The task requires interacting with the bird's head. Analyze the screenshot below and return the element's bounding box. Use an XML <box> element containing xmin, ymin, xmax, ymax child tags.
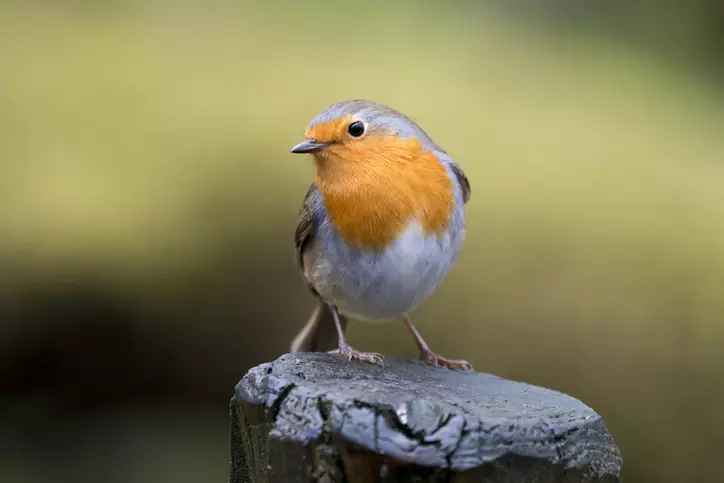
<box><xmin>290</xmin><ymin>100</ymin><xmax>442</xmax><ymax>176</ymax></box>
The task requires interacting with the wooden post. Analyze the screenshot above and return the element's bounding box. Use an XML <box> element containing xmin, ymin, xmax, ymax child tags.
<box><xmin>229</xmin><ymin>353</ymin><xmax>622</xmax><ymax>482</ymax></box>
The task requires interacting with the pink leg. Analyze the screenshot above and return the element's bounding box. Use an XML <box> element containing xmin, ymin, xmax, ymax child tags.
<box><xmin>402</xmin><ymin>314</ymin><xmax>473</xmax><ymax>371</ymax></box>
<box><xmin>327</xmin><ymin>306</ymin><xmax>384</xmax><ymax>366</ymax></box>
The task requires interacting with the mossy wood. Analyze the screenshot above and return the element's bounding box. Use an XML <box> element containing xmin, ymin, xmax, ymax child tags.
<box><xmin>229</xmin><ymin>353</ymin><xmax>622</xmax><ymax>482</ymax></box>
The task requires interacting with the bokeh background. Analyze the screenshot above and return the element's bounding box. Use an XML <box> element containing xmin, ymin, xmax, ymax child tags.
<box><xmin>1</xmin><ymin>1</ymin><xmax>723</xmax><ymax>482</ymax></box>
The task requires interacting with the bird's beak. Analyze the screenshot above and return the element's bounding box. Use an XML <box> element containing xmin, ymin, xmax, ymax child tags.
<box><xmin>290</xmin><ymin>139</ymin><xmax>330</xmax><ymax>154</ymax></box>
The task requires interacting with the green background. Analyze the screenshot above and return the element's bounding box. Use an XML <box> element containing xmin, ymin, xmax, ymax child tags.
<box><xmin>1</xmin><ymin>1</ymin><xmax>723</xmax><ymax>482</ymax></box>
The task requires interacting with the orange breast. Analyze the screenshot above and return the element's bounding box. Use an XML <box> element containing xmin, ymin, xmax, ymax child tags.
<box><xmin>313</xmin><ymin>133</ymin><xmax>454</xmax><ymax>250</ymax></box>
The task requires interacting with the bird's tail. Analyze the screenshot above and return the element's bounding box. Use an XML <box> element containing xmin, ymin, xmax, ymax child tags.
<box><xmin>289</xmin><ymin>301</ymin><xmax>347</xmax><ymax>353</ymax></box>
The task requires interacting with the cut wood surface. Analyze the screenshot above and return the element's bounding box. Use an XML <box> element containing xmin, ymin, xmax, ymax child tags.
<box><xmin>230</xmin><ymin>353</ymin><xmax>622</xmax><ymax>482</ymax></box>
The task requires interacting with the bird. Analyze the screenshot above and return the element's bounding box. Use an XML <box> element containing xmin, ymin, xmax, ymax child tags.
<box><xmin>288</xmin><ymin>99</ymin><xmax>472</xmax><ymax>370</ymax></box>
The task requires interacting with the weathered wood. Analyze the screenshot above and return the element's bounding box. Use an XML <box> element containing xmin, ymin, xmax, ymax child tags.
<box><xmin>230</xmin><ymin>353</ymin><xmax>622</xmax><ymax>482</ymax></box>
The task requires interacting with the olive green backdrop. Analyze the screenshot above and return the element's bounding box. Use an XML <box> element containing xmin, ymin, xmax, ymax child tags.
<box><xmin>1</xmin><ymin>1</ymin><xmax>723</xmax><ymax>482</ymax></box>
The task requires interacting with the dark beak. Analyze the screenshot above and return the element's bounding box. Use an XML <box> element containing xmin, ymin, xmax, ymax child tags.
<box><xmin>290</xmin><ymin>139</ymin><xmax>330</xmax><ymax>154</ymax></box>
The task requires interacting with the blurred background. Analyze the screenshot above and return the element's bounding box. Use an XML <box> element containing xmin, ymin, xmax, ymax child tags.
<box><xmin>1</xmin><ymin>0</ymin><xmax>723</xmax><ymax>482</ymax></box>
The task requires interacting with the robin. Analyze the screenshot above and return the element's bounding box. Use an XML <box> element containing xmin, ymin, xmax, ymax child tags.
<box><xmin>288</xmin><ymin>99</ymin><xmax>472</xmax><ymax>370</ymax></box>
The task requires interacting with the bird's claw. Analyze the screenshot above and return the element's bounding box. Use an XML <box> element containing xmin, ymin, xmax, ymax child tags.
<box><xmin>329</xmin><ymin>347</ymin><xmax>385</xmax><ymax>366</ymax></box>
<box><xmin>420</xmin><ymin>350</ymin><xmax>474</xmax><ymax>371</ymax></box>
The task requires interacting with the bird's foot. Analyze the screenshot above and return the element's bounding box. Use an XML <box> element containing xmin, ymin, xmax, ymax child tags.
<box><xmin>329</xmin><ymin>344</ymin><xmax>384</xmax><ymax>366</ymax></box>
<box><xmin>419</xmin><ymin>349</ymin><xmax>474</xmax><ymax>371</ymax></box>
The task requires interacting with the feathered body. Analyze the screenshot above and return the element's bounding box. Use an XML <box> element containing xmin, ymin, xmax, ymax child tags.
<box><xmin>303</xmin><ymin>162</ymin><xmax>466</xmax><ymax>322</ymax></box>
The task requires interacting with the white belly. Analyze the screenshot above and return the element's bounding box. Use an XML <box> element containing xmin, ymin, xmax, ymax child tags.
<box><xmin>307</xmin><ymin>221</ymin><xmax>463</xmax><ymax>322</ymax></box>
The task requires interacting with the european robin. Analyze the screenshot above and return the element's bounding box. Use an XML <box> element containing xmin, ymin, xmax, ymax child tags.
<box><xmin>289</xmin><ymin>99</ymin><xmax>472</xmax><ymax>370</ymax></box>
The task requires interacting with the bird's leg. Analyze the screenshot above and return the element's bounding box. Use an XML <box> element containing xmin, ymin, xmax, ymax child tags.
<box><xmin>327</xmin><ymin>305</ymin><xmax>384</xmax><ymax>366</ymax></box>
<box><xmin>402</xmin><ymin>314</ymin><xmax>473</xmax><ymax>371</ymax></box>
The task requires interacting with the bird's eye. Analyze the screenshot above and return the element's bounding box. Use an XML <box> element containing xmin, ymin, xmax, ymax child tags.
<box><xmin>347</xmin><ymin>120</ymin><xmax>365</xmax><ymax>137</ymax></box>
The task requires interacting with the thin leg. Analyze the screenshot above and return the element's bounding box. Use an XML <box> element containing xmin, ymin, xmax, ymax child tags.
<box><xmin>402</xmin><ymin>314</ymin><xmax>473</xmax><ymax>371</ymax></box>
<box><xmin>327</xmin><ymin>305</ymin><xmax>384</xmax><ymax>366</ymax></box>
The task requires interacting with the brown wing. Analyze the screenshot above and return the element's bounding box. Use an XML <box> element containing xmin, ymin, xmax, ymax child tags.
<box><xmin>449</xmin><ymin>162</ymin><xmax>471</xmax><ymax>204</ymax></box>
<box><xmin>294</xmin><ymin>183</ymin><xmax>320</xmax><ymax>294</ymax></box>
<box><xmin>291</xmin><ymin>184</ymin><xmax>348</xmax><ymax>352</ymax></box>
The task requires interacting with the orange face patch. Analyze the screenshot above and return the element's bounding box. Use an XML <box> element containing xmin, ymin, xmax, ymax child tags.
<box><xmin>311</xmin><ymin>129</ymin><xmax>455</xmax><ymax>250</ymax></box>
<box><xmin>305</xmin><ymin>116</ymin><xmax>356</xmax><ymax>144</ymax></box>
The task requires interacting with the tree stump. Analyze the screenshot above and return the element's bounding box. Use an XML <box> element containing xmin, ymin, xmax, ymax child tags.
<box><xmin>229</xmin><ymin>353</ymin><xmax>622</xmax><ymax>482</ymax></box>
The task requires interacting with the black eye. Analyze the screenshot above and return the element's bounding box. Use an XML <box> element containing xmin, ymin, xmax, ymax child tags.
<box><xmin>348</xmin><ymin>121</ymin><xmax>365</xmax><ymax>137</ymax></box>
